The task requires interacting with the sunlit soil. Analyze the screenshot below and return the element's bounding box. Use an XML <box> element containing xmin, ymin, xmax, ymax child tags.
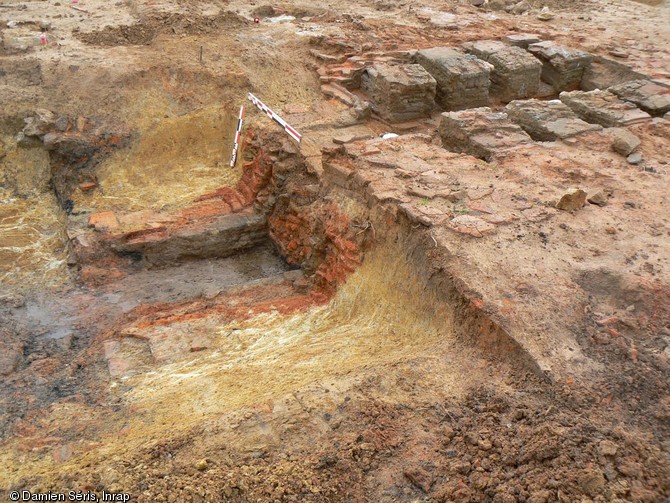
<box><xmin>0</xmin><ymin>189</ymin><xmax>69</xmax><ymax>289</ymax></box>
<box><xmin>0</xmin><ymin>240</ymin><xmax>492</xmax><ymax>486</ymax></box>
<box><xmin>72</xmin><ymin>106</ymin><xmax>240</xmax><ymax>214</ymax></box>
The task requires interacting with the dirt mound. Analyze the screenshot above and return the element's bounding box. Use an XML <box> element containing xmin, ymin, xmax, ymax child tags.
<box><xmin>19</xmin><ymin>382</ymin><xmax>669</xmax><ymax>502</ymax></box>
<box><xmin>76</xmin><ymin>11</ymin><xmax>247</xmax><ymax>46</ymax></box>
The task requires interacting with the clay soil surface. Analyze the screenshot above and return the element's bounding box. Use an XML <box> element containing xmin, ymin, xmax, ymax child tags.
<box><xmin>1</xmin><ymin>0</ymin><xmax>669</xmax><ymax>502</ymax></box>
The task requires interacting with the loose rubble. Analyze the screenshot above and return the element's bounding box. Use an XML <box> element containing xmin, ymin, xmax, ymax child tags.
<box><xmin>560</xmin><ymin>89</ymin><xmax>652</xmax><ymax>127</ymax></box>
<box><xmin>609</xmin><ymin>79</ymin><xmax>670</xmax><ymax>117</ymax></box>
<box><xmin>506</xmin><ymin>99</ymin><xmax>601</xmax><ymax>141</ymax></box>
<box><xmin>439</xmin><ymin>107</ymin><xmax>532</xmax><ymax>160</ymax></box>
<box><xmin>611</xmin><ymin>128</ymin><xmax>642</xmax><ymax>156</ymax></box>
<box><xmin>556</xmin><ymin>187</ymin><xmax>587</xmax><ymax>211</ymax></box>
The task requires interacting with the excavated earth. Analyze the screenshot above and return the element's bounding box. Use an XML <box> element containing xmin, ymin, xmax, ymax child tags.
<box><xmin>1</xmin><ymin>0</ymin><xmax>669</xmax><ymax>502</ymax></box>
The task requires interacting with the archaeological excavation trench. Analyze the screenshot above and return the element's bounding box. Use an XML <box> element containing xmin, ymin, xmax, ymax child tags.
<box><xmin>2</xmin><ymin>0</ymin><xmax>670</xmax><ymax>500</ymax></box>
<box><xmin>0</xmin><ymin>99</ymin><xmax>549</xmax><ymax>491</ymax></box>
<box><xmin>4</xmin><ymin>102</ymin><xmax>539</xmax><ymax>375</ymax></box>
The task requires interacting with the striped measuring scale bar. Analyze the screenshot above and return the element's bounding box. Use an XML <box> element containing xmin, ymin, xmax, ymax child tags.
<box><xmin>247</xmin><ymin>93</ymin><xmax>302</xmax><ymax>143</ymax></box>
<box><xmin>229</xmin><ymin>105</ymin><xmax>245</xmax><ymax>167</ymax></box>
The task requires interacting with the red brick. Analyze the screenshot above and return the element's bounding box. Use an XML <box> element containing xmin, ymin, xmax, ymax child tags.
<box><xmin>286</xmin><ymin>214</ymin><xmax>303</xmax><ymax>225</ymax></box>
<box><xmin>79</xmin><ymin>181</ymin><xmax>97</xmax><ymax>192</ymax></box>
<box><xmin>180</xmin><ymin>201</ymin><xmax>232</xmax><ymax>220</ymax></box>
<box><xmin>341</xmin><ymin>239</ymin><xmax>358</xmax><ymax>252</ymax></box>
<box><xmin>237</xmin><ymin>183</ymin><xmax>255</xmax><ymax>204</ymax></box>
<box><xmin>195</xmin><ymin>188</ymin><xmax>228</xmax><ymax>202</ymax></box>
<box><xmin>88</xmin><ymin>211</ymin><xmax>119</xmax><ymax>232</ymax></box>
<box><xmin>123</xmin><ymin>226</ymin><xmax>168</xmax><ymax>245</ymax></box>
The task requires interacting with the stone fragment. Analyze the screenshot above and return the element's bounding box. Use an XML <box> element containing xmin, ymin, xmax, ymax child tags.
<box><xmin>537</xmin><ymin>8</ymin><xmax>555</xmax><ymax>21</ymax></box>
<box><xmin>506</xmin><ymin>99</ymin><xmax>601</xmax><ymax>141</ymax></box>
<box><xmin>399</xmin><ymin>203</ymin><xmax>433</xmax><ymax>227</ymax></box>
<box><xmin>626</xmin><ymin>152</ymin><xmax>642</xmax><ymax>165</ymax></box>
<box><xmin>407</xmin><ymin>185</ymin><xmax>436</xmax><ymax>199</ymax></box>
<box><xmin>617</xmin><ymin>459</ymin><xmax>642</xmax><ymax>477</ymax></box>
<box><xmin>471</xmin><ymin>0</ymin><xmax>485</xmax><ymax>6</ymax></box>
<box><xmin>578</xmin><ymin>469</ymin><xmax>606</xmax><ymax>498</ymax></box>
<box><xmin>404</xmin><ymin>467</ymin><xmax>435</xmax><ymax>492</ymax></box>
<box><xmin>610</xmin><ymin>128</ymin><xmax>641</xmax><ymax>156</ymax></box>
<box><xmin>57</xmin><ymin>334</ymin><xmax>73</xmax><ymax>351</ymax></box>
<box><xmin>414</xmin><ymin>47</ymin><xmax>492</xmax><ymax>110</ymax></box>
<box><xmin>14</xmin><ymin>131</ymin><xmax>40</xmax><ymax>147</ymax></box>
<box><xmin>324</xmin><ymin>159</ymin><xmax>354</xmax><ymax>187</ymax></box>
<box><xmin>509</xmin><ymin>0</ymin><xmax>530</xmax><ymax>14</ymax></box>
<box><xmin>195</xmin><ymin>459</ymin><xmax>209</xmax><ymax>471</ymax></box>
<box><xmin>528</xmin><ymin>42</ymin><xmax>593</xmax><ymax>92</ymax></box>
<box><xmin>556</xmin><ymin>188</ymin><xmax>587</xmax><ymax>211</ymax></box>
<box><xmin>504</xmin><ymin>33</ymin><xmax>541</xmax><ymax>49</ymax></box>
<box><xmin>445</xmin><ymin>190</ymin><xmax>468</xmax><ymax>202</ymax></box>
<box><xmin>332</xmin><ymin>133</ymin><xmax>373</xmax><ymax>145</ymax></box>
<box><xmin>560</xmin><ymin>90</ymin><xmax>651</xmax><ymax>127</ymax></box>
<box><xmin>88</xmin><ymin>211</ymin><xmax>120</xmax><ymax>232</ymax></box>
<box><xmin>439</xmin><ymin>107</ymin><xmax>532</xmax><ymax>161</ymax></box>
<box><xmin>609</xmin><ymin>48</ymin><xmax>629</xmax><ymax>59</ymax></box>
<box><xmin>360</xmin><ymin>63</ymin><xmax>436</xmax><ymax>122</ymax></box>
<box><xmin>67</xmin><ymin>250</ymin><xmax>78</xmax><ymax>266</ymax></box>
<box><xmin>463</xmin><ymin>40</ymin><xmax>542</xmax><ymax>102</ymax></box>
<box><xmin>581</xmin><ymin>56</ymin><xmax>648</xmax><ymax>92</ymax></box>
<box><xmin>55</xmin><ymin>116</ymin><xmax>70</xmax><ymax>132</ymax></box>
<box><xmin>466</xmin><ymin>432</ymin><xmax>480</xmax><ymax>446</ymax></box>
<box><xmin>534</xmin><ymin>81</ymin><xmax>556</xmax><ymax>99</ymax></box>
<box><xmin>448</xmin><ymin>215</ymin><xmax>496</xmax><ymax>237</ymax></box>
<box><xmin>41</xmin><ymin>131</ymin><xmax>101</xmax><ymax>166</ymax></box>
<box><xmin>599</xmin><ymin>440</ymin><xmax>618</xmax><ymax>457</ymax></box>
<box><xmin>352</xmin><ymin>100</ymin><xmax>371</xmax><ymax>121</ymax></box>
<box><xmin>309</xmin><ymin>49</ymin><xmax>346</xmax><ymax>63</ymax></box>
<box><xmin>76</xmin><ymin>116</ymin><xmax>88</xmax><ymax>132</ymax></box>
<box><xmin>609</xmin><ymin>79</ymin><xmax>670</xmax><ymax>117</ymax></box>
<box><xmin>321</xmin><ymin>83</ymin><xmax>356</xmax><ymax>106</ymax></box>
<box><xmin>23</xmin><ymin>109</ymin><xmax>56</xmax><ymax>137</ymax></box>
<box><xmin>587</xmin><ymin>190</ymin><xmax>609</xmax><ymax>207</ymax></box>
